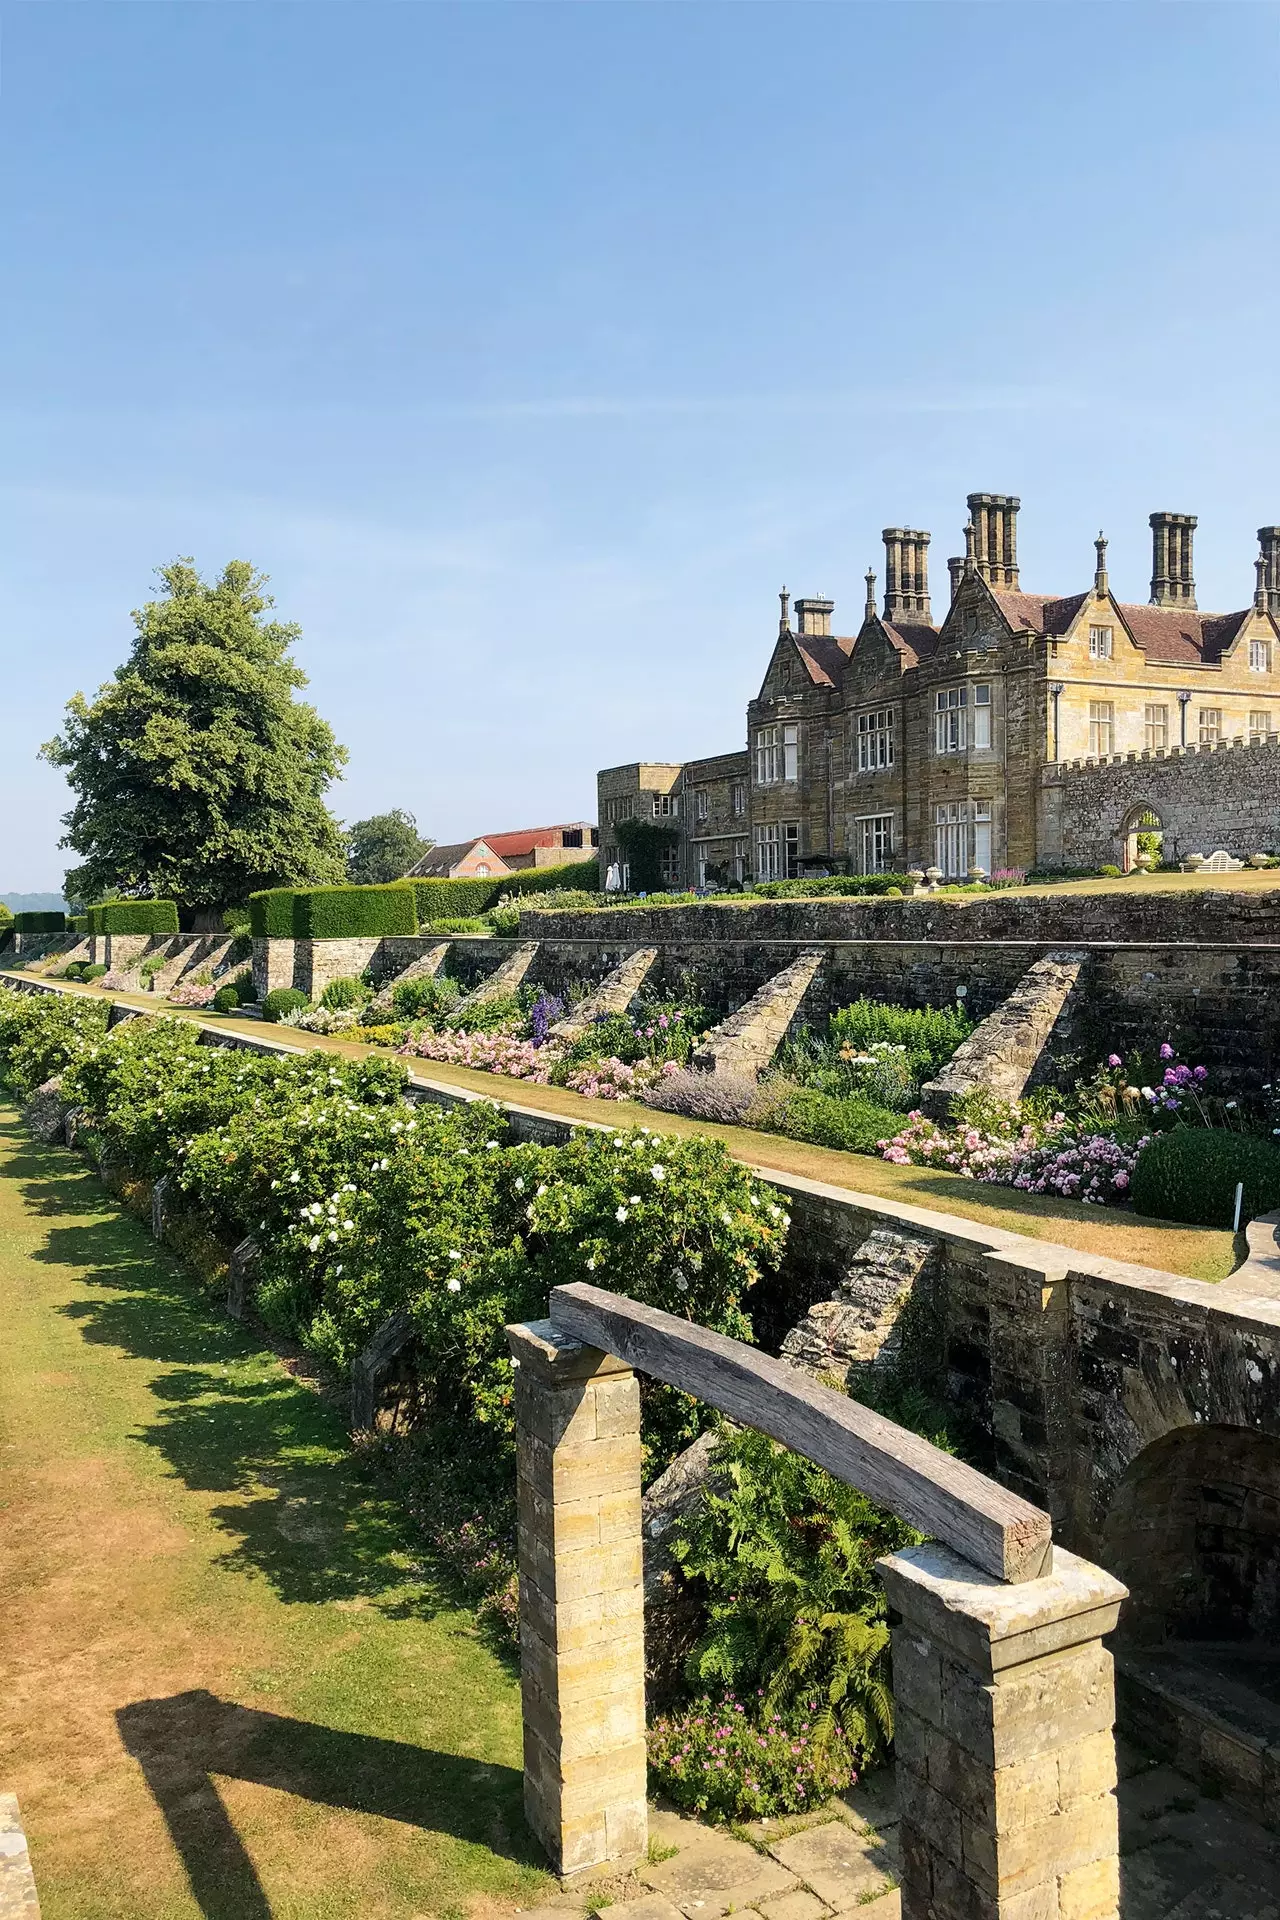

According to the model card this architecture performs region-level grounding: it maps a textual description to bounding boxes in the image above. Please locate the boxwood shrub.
[212,985,240,1013]
[749,875,912,899]
[262,987,309,1023]
[1131,1128,1280,1228]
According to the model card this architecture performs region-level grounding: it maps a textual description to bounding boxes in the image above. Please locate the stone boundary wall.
[525,936,1280,1093]
[1039,735,1280,870]
[520,886,1280,947]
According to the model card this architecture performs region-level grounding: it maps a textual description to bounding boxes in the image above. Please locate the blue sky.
[3,1,1278,892]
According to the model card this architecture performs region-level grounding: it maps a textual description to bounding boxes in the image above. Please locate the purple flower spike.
[1108,1054,1122,1068]
[1160,1042,1175,1060]
[1194,1065,1208,1081]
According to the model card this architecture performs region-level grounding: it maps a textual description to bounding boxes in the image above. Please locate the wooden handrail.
[549,1282,1052,1584]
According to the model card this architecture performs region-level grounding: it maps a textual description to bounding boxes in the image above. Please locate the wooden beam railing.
[549,1280,1053,1584]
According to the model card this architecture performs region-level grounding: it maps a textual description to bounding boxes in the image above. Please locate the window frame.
[855,812,895,875]
[1250,710,1273,744]
[1251,639,1273,673]
[934,685,967,754]
[855,708,895,773]
[1198,708,1223,747]
[1088,699,1115,757]
[1088,625,1114,661]
[1144,703,1169,752]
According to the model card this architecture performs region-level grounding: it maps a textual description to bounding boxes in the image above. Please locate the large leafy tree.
[345,808,432,885]
[41,560,347,912]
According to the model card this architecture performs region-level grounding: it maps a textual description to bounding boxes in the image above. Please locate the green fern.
[672,1429,917,1769]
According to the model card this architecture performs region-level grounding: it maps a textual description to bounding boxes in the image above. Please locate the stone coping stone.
[878,1542,1127,1675]
[0,1793,39,1917]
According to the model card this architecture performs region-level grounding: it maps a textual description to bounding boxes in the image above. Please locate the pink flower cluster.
[880,1111,1042,1180]
[562,1055,671,1101]
[882,1110,1146,1207]
[168,980,218,1008]
[1008,1132,1148,1202]
[403,1027,560,1081]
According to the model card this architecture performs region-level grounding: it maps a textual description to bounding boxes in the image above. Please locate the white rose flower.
[309,1235,321,1251]
[651,1164,665,1182]
[615,1206,628,1223]
[447,1277,462,1293]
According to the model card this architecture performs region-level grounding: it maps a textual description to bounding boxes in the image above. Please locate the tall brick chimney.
[948,555,964,605]
[794,596,834,637]
[1149,512,1197,608]
[1259,528,1280,616]
[881,529,931,622]
[966,493,1020,589]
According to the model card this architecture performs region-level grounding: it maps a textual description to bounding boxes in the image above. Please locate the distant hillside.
[0,892,68,914]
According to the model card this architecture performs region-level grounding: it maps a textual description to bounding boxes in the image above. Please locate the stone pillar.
[507,1319,647,1880]
[985,1249,1077,1537]
[880,1542,1127,1920]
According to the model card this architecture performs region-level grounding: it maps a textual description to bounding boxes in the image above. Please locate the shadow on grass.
[7,1116,471,1616]
[117,1689,540,1919]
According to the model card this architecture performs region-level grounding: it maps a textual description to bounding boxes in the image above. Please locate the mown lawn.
[0,1101,550,1920]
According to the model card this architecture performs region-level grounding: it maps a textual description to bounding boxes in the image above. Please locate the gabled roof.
[793,633,854,688]
[882,620,941,667]
[412,838,509,877]
[1115,604,1251,665]
[479,824,592,857]
[991,589,1090,637]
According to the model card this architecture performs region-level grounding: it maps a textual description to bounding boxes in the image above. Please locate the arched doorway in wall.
[1101,1423,1280,1817]
[1123,806,1164,873]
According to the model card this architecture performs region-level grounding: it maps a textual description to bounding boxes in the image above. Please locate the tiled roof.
[882,621,941,667]
[992,590,1089,637]
[1116,604,1250,665]
[794,634,853,688]
[411,838,509,877]
[479,825,591,857]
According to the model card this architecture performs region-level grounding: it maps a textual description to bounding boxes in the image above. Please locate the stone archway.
[1122,805,1164,873]
[1101,1422,1280,1822]
[1102,1422,1280,1647]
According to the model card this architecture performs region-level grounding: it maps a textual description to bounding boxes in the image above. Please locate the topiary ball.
[1131,1128,1280,1228]
[261,987,309,1023]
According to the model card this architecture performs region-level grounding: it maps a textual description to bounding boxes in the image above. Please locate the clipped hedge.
[411,858,598,925]
[249,883,419,939]
[14,910,67,934]
[87,900,179,936]
[1131,1127,1280,1228]
[248,889,298,939]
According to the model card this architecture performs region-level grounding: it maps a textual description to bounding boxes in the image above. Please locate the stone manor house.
[598,496,1280,884]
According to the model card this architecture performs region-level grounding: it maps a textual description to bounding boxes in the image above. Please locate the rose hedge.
[0,987,786,1478]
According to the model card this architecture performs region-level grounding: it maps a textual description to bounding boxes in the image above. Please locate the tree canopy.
[345,808,432,885]
[41,560,348,911]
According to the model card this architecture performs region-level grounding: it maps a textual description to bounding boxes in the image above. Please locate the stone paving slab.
[590,1898,685,1920]
[752,1890,832,1920]
[766,1819,898,1912]
[638,1808,795,1916]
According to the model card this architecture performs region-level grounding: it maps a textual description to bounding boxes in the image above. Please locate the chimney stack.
[948,555,964,605]
[966,493,1020,589]
[794,596,834,637]
[1259,528,1280,617]
[1149,512,1197,608]
[881,528,932,623]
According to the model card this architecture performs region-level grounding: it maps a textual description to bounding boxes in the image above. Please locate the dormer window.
[1089,626,1113,660]
[1251,639,1272,673]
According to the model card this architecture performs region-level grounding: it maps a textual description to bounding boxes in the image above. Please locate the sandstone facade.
[599,498,1280,883]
